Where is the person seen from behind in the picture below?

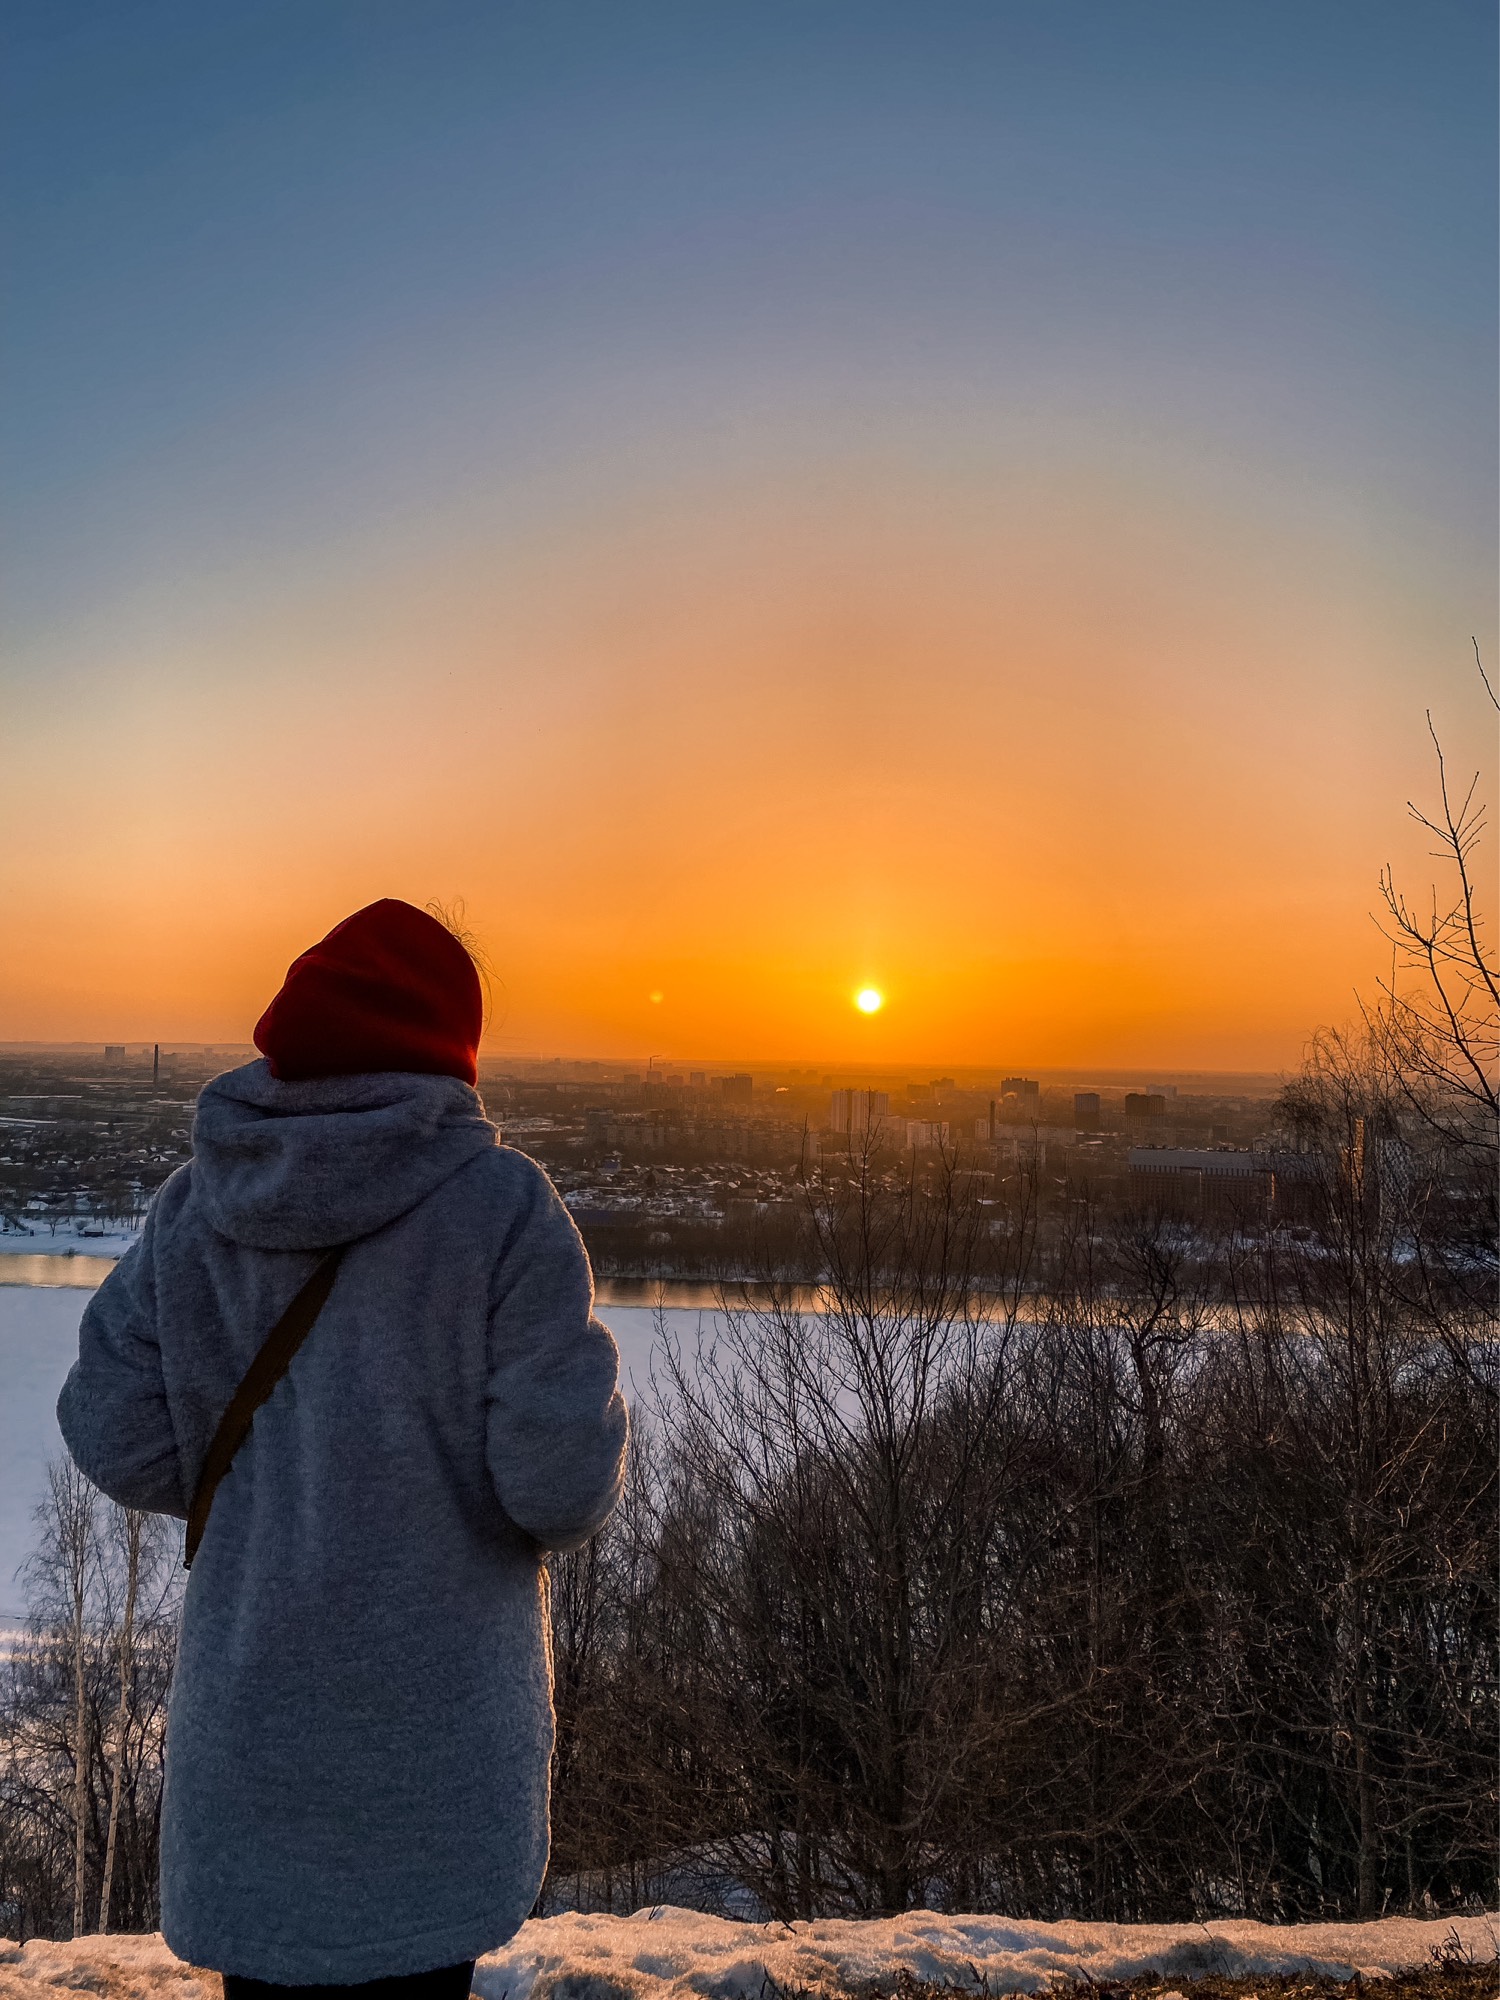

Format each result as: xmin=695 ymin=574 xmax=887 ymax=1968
xmin=59 ymin=899 xmax=628 ymax=2000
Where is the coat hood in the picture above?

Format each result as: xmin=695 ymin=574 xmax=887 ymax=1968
xmin=191 ymin=1060 xmax=498 ymax=1250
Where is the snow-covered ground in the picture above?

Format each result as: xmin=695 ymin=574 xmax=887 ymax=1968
xmin=0 ymin=1934 xmax=216 ymax=2000
xmin=0 ymin=1286 xmax=103 ymax=1621
xmin=1 ymin=1911 xmax=1494 ymax=2000
xmin=0 ymin=1281 xmax=687 ymax=1620
xmin=0 ymin=1221 xmax=145 ymax=1260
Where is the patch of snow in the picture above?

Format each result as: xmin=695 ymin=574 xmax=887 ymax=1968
xmin=0 ymin=1933 xmax=215 ymax=2000
xmin=474 ymin=1910 xmax=1500 ymax=2000
xmin=5 ymin=1913 xmax=1492 ymax=2000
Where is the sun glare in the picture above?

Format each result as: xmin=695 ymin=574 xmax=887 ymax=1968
xmin=855 ymin=988 xmax=884 ymax=1014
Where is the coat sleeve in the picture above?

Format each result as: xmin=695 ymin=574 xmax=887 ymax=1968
xmin=484 ymin=1168 xmax=628 ymax=1554
xmin=56 ymin=1200 xmax=188 ymax=1518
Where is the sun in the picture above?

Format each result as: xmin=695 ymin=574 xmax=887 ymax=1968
xmin=855 ymin=987 xmax=884 ymax=1014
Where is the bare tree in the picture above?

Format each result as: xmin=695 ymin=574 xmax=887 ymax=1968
xmin=3 ymin=1480 xmax=180 ymax=1941
xmin=24 ymin=1463 xmax=104 ymax=1940
xmin=98 ymin=1508 xmax=148 ymax=1933
xmin=540 ymin=1113 xmax=1494 ymax=1925
xmin=1374 ymin=644 xmax=1499 ymax=1128
xmin=631 ymin=1143 xmax=1049 ymax=1917
xmin=1362 ymin=651 xmax=1499 ymax=1393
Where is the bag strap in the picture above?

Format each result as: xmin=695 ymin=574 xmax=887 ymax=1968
xmin=184 ymin=1245 xmax=347 ymax=1570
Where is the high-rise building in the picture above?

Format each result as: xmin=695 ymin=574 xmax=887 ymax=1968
xmin=828 ymin=1088 xmax=891 ymax=1134
xmin=993 ymin=1129 xmax=1051 ymax=1168
xmin=1124 ymin=1092 xmax=1168 ymax=1135
xmin=998 ymin=1076 xmax=1041 ymax=1121
xmin=1074 ymin=1092 xmax=1101 ymax=1132
xmin=717 ymin=1074 xmax=754 ymax=1103
xmin=903 ymin=1118 xmax=950 ymax=1150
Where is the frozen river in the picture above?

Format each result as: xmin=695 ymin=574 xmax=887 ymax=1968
xmin=0 ymin=1266 xmax=704 ymax=1623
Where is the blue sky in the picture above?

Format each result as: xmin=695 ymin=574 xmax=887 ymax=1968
xmin=6 ymin=2 xmax=1492 ymax=610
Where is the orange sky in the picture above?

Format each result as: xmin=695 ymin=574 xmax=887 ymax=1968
xmin=4 ymin=441 xmax=1493 ymax=1069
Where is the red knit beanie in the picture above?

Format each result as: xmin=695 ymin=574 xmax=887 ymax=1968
xmin=254 ymin=900 xmax=483 ymax=1086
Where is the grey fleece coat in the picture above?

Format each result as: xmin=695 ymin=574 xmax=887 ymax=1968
xmin=56 ymin=1063 xmax=627 ymax=1984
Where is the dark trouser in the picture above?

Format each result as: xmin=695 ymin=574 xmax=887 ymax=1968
xmin=224 ymin=1965 xmax=475 ymax=2000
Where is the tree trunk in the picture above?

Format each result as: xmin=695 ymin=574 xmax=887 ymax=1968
xmin=99 ymin=1509 xmax=142 ymax=1934
xmin=70 ymin=1523 xmax=90 ymax=1938
xmin=1353 ymin=1585 xmax=1379 ymax=1919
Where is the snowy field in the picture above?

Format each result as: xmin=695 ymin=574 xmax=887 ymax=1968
xmin=1 ymin=1911 xmax=1495 ymax=2000
xmin=0 ymin=1279 xmax=687 ymax=1620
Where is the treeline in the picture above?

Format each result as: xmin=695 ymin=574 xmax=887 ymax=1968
xmin=543 ymin=1040 xmax=1496 ymax=1924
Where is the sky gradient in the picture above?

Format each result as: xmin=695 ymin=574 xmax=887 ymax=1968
xmin=3 ymin=2 xmax=1495 ymax=1066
